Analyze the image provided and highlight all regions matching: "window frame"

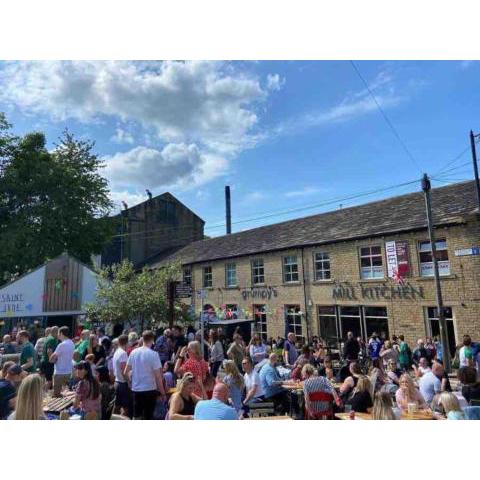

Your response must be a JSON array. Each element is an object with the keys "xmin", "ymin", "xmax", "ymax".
[
  {"xmin": 282, "ymin": 255, "xmax": 299, "ymax": 283},
  {"xmin": 253, "ymin": 304, "xmax": 268, "ymax": 341},
  {"xmin": 285, "ymin": 304, "xmax": 303, "ymax": 341},
  {"xmin": 313, "ymin": 251, "xmax": 331, "ymax": 281},
  {"xmin": 359, "ymin": 245, "xmax": 384, "ymax": 279},
  {"xmin": 418, "ymin": 239, "xmax": 450, "ymax": 277},
  {"xmin": 225, "ymin": 262, "xmax": 237, "ymax": 288},
  {"xmin": 183, "ymin": 266, "xmax": 192, "ymax": 286},
  {"xmin": 251, "ymin": 258, "xmax": 265, "ymax": 285},
  {"xmin": 202, "ymin": 265, "xmax": 213, "ymax": 288}
]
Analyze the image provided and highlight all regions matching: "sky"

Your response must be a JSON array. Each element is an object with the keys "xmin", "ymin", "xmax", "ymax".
[{"xmin": 0, "ymin": 60, "xmax": 478, "ymax": 237}]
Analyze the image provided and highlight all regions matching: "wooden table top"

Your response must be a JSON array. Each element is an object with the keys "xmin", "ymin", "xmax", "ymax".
[
  {"xmin": 248, "ymin": 415, "xmax": 293, "ymax": 420},
  {"xmin": 335, "ymin": 410, "xmax": 435, "ymax": 420},
  {"xmin": 282, "ymin": 381, "xmax": 304, "ymax": 390}
]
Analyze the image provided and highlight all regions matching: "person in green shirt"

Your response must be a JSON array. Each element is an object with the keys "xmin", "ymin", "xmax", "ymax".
[
  {"xmin": 398, "ymin": 335, "xmax": 411, "ymax": 371},
  {"xmin": 18, "ymin": 330, "xmax": 37, "ymax": 373},
  {"xmin": 74, "ymin": 329, "xmax": 90, "ymax": 362},
  {"xmin": 42, "ymin": 326, "xmax": 59, "ymax": 389}
]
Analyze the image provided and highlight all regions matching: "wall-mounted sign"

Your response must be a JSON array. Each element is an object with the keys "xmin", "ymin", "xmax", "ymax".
[
  {"xmin": 455, "ymin": 247, "xmax": 480, "ymax": 257},
  {"xmin": 420, "ymin": 261, "xmax": 450, "ymax": 277},
  {"xmin": 385, "ymin": 240, "xmax": 410, "ymax": 279},
  {"xmin": 241, "ymin": 286, "xmax": 278, "ymax": 301},
  {"xmin": 332, "ymin": 282, "xmax": 424, "ymax": 301}
]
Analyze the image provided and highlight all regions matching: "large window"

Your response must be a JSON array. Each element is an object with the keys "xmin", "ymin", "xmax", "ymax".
[
  {"xmin": 251, "ymin": 259, "xmax": 265, "ymax": 285},
  {"xmin": 225, "ymin": 263, "xmax": 237, "ymax": 287},
  {"xmin": 283, "ymin": 255, "xmax": 299, "ymax": 283},
  {"xmin": 363, "ymin": 306, "xmax": 389, "ymax": 339},
  {"xmin": 203, "ymin": 266, "xmax": 212, "ymax": 288},
  {"xmin": 424, "ymin": 306, "xmax": 456, "ymax": 356},
  {"xmin": 314, "ymin": 252, "xmax": 331, "ymax": 280},
  {"xmin": 254, "ymin": 304, "xmax": 268, "ymax": 341},
  {"xmin": 360, "ymin": 246, "xmax": 384, "ymax": 279},
  {"xmin": 183, "ymin": 267, "xmax": 192, "ymax": 286},
  {"xmin": 339, "ymin": 306, "xmax": 362, "ymax": 339},
  {"xmin": 419, "ymin": 239, "xmax": 450, "ymax": 277},
  {"xmin": 285, "ymin": 304, "xmax": 303, "ymax": 340},
  {"xmin": 317, "ymin": 305, "xmax": 337, "ymax": 344}
]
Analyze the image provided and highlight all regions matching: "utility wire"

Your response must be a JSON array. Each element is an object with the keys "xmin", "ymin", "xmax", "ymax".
[
  {"xmin": 433, "ymin": 145, "xmax": 471, "ymax": 177},
  {"xmin": 112, "ymin": 177, "xmax": 422, "ymax": 240},
  {"xmin": 349, "ymin": 61, "xmax": 423, "ymax": 174}
]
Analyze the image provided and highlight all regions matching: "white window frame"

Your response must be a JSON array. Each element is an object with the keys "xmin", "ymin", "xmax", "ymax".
[
  {"xmin": 251, "ymin": 259, "xmax": 265, "ymax": 285},
  {"xmin": 283, "ymin": 255, "xmax": 299, "ymax": 283},
  {"xmin": 285, "ymin": 304, "xmax": 303, "ymax": 340},
  {"xmin": 359, "ymin": 245, "xmax": 384, "ymax": 279},
  {"xmin": 418, "ymin": 239, "xmax": 450, "ymax": 277},
  {"xmin": 225, "ymin": 263, "xmax": 237, "ymax": 287},
  {"xmin": 203, "ymin": 266, "xmax": 213, "ymax": 288},
  {"xmin": 253, "ymin": 304, "xmax": 268, "ymax": 341},
  {"xmin": 314, "ymin": 252, "xmax": 331, "ymax": 281},
  {"xmin": 183, "ymin": 266, "xmax": 192, "ymax": 286}
]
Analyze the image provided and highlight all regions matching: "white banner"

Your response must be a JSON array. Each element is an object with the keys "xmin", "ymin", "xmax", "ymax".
[{"xmin": 385, "ymin": 240, "xmax": 398, "ymax": 278}]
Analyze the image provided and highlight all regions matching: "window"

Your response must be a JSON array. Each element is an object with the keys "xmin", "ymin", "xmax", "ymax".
[
  {"xmin": 424, "ymin": 306, "xmax": 456, "ymax": 356},
  {"xmin": 314, "ymin": 252, "xmax": 331, "ymax": 280},
  {"xmin": 285, "ymin": 305, "xmax": 303, "ymax": 340},
  {"xmin": 283, "ymin": 255, "xmax": 299, "ymax": 283},
  {"xmin": 183, "ymin": 267, "xmax": 192, "ymax": 286},
  {"xmin": 339, "ymin": 306, "xmax": 362, "ymax": 339},
  {"xmin": 225, "ymin": 263, "xmax": 237, "ymax": 287},
  {"xmin": 363, "ymin": 306, "xmax": 389, "ymax": 339},
  {"xmin": 253, "ymin": 304, "xmax": 268, "ymax": 341},
  {"xmin": 360, "ymin": 246, "xmax": 384, "ymax": 279},
  {"xmin": 251, "ymin": 259, "xmax": 265, "ymax": 285},
  {"xmin": 203, "ymin": 266, "xmax": 212, "ymax": 288},
  {"xmin": 317, "ymin": 305, "xmax": 338, "ymax": 344},
  {"xmin": 225, "ymin": 304, "xmax": 238, "ymax": 320},
  {"xmin": 419, "ymin": 239, "xmax": 450, "ymax": 277}
]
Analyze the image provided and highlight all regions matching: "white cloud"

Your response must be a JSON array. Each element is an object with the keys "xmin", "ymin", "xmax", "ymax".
[
  {"xmin": 111, "ymin": 127, "xmax": 134, "ymax": 144},
  {"xmin": 284, "ymin": 186, "xmax": 321, "ymax": 198},
  {"xmin": 108, "ymin": 190, "xmax": 149, "ymax": 213},
  {"xmin": 0, "ymin": 60, "xmax": 270, "ymax": 196},
  {"xmin": 267, "ymin": 73, "xmax": 285, "ymax": 91},
  {"xmin": 270, "ymin": 69, "xmax": 404, "ymax": 138},
  {"xmin": 240, "ymin": 191, "xmax": 269, "ymax": 205}
]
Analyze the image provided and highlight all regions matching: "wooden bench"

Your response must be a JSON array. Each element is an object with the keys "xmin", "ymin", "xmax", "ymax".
[{"xmin": 248, "ymin": 402, "xmax": 275, "ymax": 418}]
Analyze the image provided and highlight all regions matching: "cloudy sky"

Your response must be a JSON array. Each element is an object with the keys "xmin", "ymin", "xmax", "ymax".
[{"xmin": 0, "ymin": 60, "xmax": 478, "ymax": 236}]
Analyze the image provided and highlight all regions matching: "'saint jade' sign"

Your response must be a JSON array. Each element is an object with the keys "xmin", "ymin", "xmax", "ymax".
[{"xmin": 332, "ymin": 282, "xmax": 424, "ymax": 301}]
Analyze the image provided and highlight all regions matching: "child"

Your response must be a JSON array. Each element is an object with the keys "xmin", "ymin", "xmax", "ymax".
[{"xmin": 163, "ymin": 361, "xmax": 175, "ymax": 389}]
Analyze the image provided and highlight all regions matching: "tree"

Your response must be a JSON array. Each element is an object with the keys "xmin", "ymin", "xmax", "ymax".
[
  {"xmin": 0, "ymin": 116, "xmax": 115, "ymax": 282},
  {"xmin": 85, "ymin": 260, "xmax": 189, "ymax": 330}
]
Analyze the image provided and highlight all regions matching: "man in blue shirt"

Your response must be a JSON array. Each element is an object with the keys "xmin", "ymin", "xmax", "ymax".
[
  {"xmin": 368, "ymin": 332, "xmax": 383, "ymax": 360},
  {"xmin": 0, "ymin": 364, "xmax": 23, "ymax": 419},
  {"xmin": 194, "ymin": 383, "xmax": 238, "ymax": 420},
  {"xmin": 419, "ymin": 361, "xmax": 444, "ymax": 404},
  {"xmin": 259, "ymin": 353, "xmax": 290, "ymax": 415}
]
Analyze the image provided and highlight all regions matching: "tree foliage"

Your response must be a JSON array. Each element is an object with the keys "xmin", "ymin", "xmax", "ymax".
[
  {"xmin": 0, "ymin": 115, "xmax": 115, "ymax": 282},
  {"xmin": 85, "ymin": 260, "xmax": 191, "ymax": 329}
]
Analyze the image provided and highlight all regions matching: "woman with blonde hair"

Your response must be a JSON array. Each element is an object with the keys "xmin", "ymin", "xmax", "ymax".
[
  {"xmin": 8, "ymin": 373, "xmax": 45, "ymax": 420},
  {"xmin": 174, "ymin": 341, "xmax": 209, "ymax": 398},
  {"xmin": 168, "ymin": 373, "xmax": 201, "ymax": 420},
  {"xmin": 222, "ymin": 359, "xmax": 244, "ymax": 413},
  {"xmin": 435, "ymin": 392, "xmax": 465, "ymax": 420},
  {"xmin": 372, "ymin": 391, "xmax": 396, "ymax": 420},
  {"xmin": 347, "ymin": 375, "xmax": 373, "ymax": 413},
  {"xmin": 395, "ymin": 373, "xmax": 428, "ymax": 411}
]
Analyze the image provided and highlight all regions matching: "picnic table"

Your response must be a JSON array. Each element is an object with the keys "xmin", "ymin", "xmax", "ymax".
[
  {"xmin": 43, "ymin": 391, "xmax": 76, "ymax": 415},
  {"xmin": 335, "ymin": 410, "xmax": 436, "ymax": 420}
]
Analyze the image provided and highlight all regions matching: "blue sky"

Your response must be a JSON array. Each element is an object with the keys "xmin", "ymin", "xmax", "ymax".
[{"xmin": 0, "ymin": 60, "xmax": 478, "ymax": 236}]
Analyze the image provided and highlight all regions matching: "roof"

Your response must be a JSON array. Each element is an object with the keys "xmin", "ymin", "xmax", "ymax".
[{"xmin": 150, "ymin": 180, "xmax": 479, "ymax": 267}]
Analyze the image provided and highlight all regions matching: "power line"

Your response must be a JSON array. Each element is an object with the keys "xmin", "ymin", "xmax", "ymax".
[
  {"xmin": 112, "ymin": 177, "xmax": 422, "ymax": 241},
  {"xmin": 349, "ymin": 60, "xmax": 423, "ymax": 173},
  {"xmin": 433, "ymin": 145, "xmax": 471, "ymax": 177}
]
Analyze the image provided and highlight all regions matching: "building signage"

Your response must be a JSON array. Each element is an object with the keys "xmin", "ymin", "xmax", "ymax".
[
  {"xmin": 332, "ymin": 282, "xmax": 424, "ymax": 301},
  {"xmin": 420, "ymin": 261, "xmax": 450, "ymax": 277},
  {"xmin": 241, "ymin": 286, "xmax": 278, "ymax": 301},
  {"xmin": 385, "ymin": 240, "xmax": 410, "ymax": 279},
  {"xmin": 174, "ymin": 282, "xmax": 192, "ymax": 298},
  {"xmin": 0, "ymin": 293, "xmax": 26, "ymax": 314},
  {"xmin": 454, "ymin": 247, "xmax": 480, "ymax": 257}
]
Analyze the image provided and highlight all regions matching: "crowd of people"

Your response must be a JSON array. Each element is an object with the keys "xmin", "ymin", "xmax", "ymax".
[{"xmin": 1, "ymin": 323, "xmax": 480, "ymax": 420}]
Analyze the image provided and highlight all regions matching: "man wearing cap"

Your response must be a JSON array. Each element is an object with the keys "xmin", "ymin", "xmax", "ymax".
[{"xmin": 0, "ymin": 364, "xmax": 23, "ymax": 419}]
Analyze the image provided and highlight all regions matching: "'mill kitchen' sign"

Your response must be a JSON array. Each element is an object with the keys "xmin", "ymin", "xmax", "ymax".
[{"xmin": 332, "ymin": 282, "xmax": 424, "ymax": 301}]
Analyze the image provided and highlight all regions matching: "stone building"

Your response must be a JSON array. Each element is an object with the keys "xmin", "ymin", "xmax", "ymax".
[
  {"xmin": 102, "ymin": 192, "xmax": 205, "ymax": 268},
  {"xmin": 151, "ymin": 181, "xmax": 480, "ymax": 350}
]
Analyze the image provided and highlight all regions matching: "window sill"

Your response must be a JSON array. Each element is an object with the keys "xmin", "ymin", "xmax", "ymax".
[
  {"xmin": 282, "ymin": 282, "xmax": 302, "ymax": 287},
  {"xmin": 416, "ymin": 275, "xmax": 458, "ymax": 281},
  {"xmin": 358, "ymin": 278, "xmax": 386, "ymax": 283},
  {"xmin": 252, "ymin": 283, "xmax": 266, "ymax": 287},
  {"xmin": 312, "ymin": 279, "xmax": 335, "ymax": 284},
  {"xmin": 224, "ymin": 286, "xmax": 240, "ymax": 290}
]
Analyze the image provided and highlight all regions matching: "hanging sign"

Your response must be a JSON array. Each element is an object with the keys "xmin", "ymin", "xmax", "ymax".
[{"xmin": 385, "ymin": 240, "xmax": 410, "ymax": 280}]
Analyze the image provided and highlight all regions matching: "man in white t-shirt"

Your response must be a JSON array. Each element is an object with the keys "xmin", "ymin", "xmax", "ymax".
[
  {"xmin": 49, "ymin": 326, "xmax": 75, "ymax": 397},
  {"xmin": 124, "ymin": 330, "xmax": 166, "ymax": 419},
  {"xmin": 113, "ymin": 334, "xmax": 132, "ymax": 417},
  {"xmin": 242, "ymin": 356, "xmax": 264, "ymax": 407}
]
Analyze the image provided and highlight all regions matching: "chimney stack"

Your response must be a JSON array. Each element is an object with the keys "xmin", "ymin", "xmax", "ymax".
[{"xmin": 225, "ymin": 185, "xmax": 232, "ymax": 235}]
